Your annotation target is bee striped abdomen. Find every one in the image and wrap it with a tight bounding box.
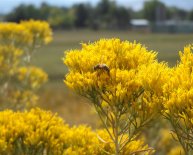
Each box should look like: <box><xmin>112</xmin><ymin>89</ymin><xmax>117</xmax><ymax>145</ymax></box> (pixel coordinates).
<box><xmin>94</xmin><ymin>64</ymin><xmax>110</xmax><ymax>75</ymax></box>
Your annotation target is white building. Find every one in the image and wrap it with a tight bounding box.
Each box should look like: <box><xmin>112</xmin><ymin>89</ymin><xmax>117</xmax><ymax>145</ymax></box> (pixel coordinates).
<box><xmin>130</xmin><ymin>19</ymin><xmax>150</xmax><ymax>32</ymax></box>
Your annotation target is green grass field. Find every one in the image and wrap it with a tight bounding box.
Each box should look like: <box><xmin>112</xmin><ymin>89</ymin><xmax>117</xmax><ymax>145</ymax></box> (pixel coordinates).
<box><xmin>32</xmin><ymin>30</ymin><xmax>193</xmax><ymax>126</ymax></box>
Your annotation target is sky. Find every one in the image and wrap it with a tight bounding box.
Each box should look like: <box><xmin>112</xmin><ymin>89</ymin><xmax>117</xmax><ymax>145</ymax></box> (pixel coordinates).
<box><xmin>0</xmin><ymin>0</ymin><xmax>193</xmax><ymax>14</ymax></box>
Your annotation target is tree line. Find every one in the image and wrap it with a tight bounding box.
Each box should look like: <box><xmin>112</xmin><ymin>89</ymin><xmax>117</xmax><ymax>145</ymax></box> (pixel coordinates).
<box><xmin>3</xmin><ymin>0</ymin><xmax>193</xmax><ymax>30</ymax></box>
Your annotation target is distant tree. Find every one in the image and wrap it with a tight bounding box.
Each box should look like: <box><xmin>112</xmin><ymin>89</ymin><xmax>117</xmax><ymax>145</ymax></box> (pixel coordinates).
<box><xmin>5</xmin><ymin>4</ymin><xmax>41</xmax><ymax>22</ymax></box>
<box><xmin>74</xmin><ymin>4</ymin><xmax>89</xmax><ymax>28</ymax></box>
<box><xmin>114</xmin><ymin>7</ymin><xmax>130</xmax><ymax>29</ymax></box>
<box><xmin>189</xmin><ymin>10</ymin><xmax>193</xmax><ymax>21</ymax></box>
<box><xmin>131</xmin><ymin>9</ymin><xmax>143</xmax><ymax>19</ymax></box>
<box><xmin>143</xmin><ymin>0</ymin><xmax>166</xmax><ymax>22</ymax></box>
<box><xmin>39</xmin><ymin>2</ymin><xmax>51</xmax><ymax>20</ymax></box>
<box><xmin>4</xmin><ymin>2</ymin><xmax>75</xmax><ymax>29</ymax></box>
<box><xmin>96</xmin><ymin>0</ymin><xmax>116</xmax><ymax>28</ymax></box>
<box><xmin>97</xmin><ymin>0</ymin><xmax>113</xmax><ymax>15</ymax></box>
<box><xmin>91</xmin><ymin>0</ymin><xmax>131</xmax><ymax>29</ymax></box>
<box><xmin>177</xmin><ymin>9</ymin><xmax>188</xmax><ymax>20</ymax></box>
<box><xmin>167</xmin><ymin>7</ymin><xmax>188</xmax><ymax>20</ymax></box>
<box><xmin>48</xmin><ymin>7</ymin><xmax>74</xmax><ymax>29</ymax></box>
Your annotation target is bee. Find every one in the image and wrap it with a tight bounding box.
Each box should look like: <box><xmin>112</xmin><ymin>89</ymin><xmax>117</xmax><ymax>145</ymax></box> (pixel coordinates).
<box><xmin>94</xmin><ymin>64</ymin><xmax>110</xmax><ymax>76</ymax></box>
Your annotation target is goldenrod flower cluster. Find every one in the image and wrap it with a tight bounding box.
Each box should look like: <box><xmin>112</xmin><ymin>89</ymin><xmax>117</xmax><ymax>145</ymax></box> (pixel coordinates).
<box><xmin>163</xmin><ymin>45</ymin><xmax>193</xmax><ymax>154</ymax></box>
<box><xmin>64</xmin><ymin>38</ymin><xmax>168</xmax><ymax>154</ymax></box>
<box><xmin>0</xmin><ymin>45</ymin><xmax>22</xmax><ymax>77</ymax></box>
<box><xmin>9</xmin><ymin>90</ymin><xmax>39</xmax><ymax>109</ymax></box>
<box><xmin>0</xmin><ymin>22</ymin><xmax>31</xmax><ymax>46</ymax></box>
<box><xmin>21</xmin><ymin>20</ymin><xmax>52</xmax><ymax>45</ymax></box>
<box><xmin>0</xmin><ymin>20</ymin><xmax>52</xmax><ymax>47</ymax></box>
<box><xmin>17</xmin><ymin>66</ymin><xmax>48</xmax><ymax>89</ymax></box>
<box><xmin>0</xmin><ymin>108</ymin><xmax>151</xmax><ymax>155</ymax></box>
<box><xmin>0</xmin><ymin>108</ymin><xmax>68</xmax><ymax>155</ymax></box>
<box><xmin>64</xmin><ymin>39</ymin><xmax>167</xmax><ymax>107</ymax></box>
<box><xmin>0</xmin><ymin>20</ymin><xmax>52</xmax><ymax>109</ymax></box>
<box><xmin>163</xmin><ymin>45</ymin><xmax>193</xmax><ymax>115</ymax></box>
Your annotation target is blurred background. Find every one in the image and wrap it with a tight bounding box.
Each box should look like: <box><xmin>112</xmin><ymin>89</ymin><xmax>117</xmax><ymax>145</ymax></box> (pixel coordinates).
<box><xmin>0</xmin><ymin>0</ymin><xmax>193</xmax><ymax>128</ymax></box>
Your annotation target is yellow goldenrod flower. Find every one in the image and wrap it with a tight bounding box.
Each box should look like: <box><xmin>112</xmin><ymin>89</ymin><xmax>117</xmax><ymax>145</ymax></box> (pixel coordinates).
<box><xmin>163</xmin><ymin>44</ymin><xmax>193</xmax><ymax>154</ymax></box>
<box><xmin>21</xmin><ymin>19</ymin><xmax>52</xmax><ymax>45</ymax></box>
<box><xmin>0</xmin><ymin>20</ymin><xmax>52</xmax><ymax>110</ymax></box>
<box><xmin>0</xmin><ymin>108</ymin><xmax>152</xmax><ymax>155</ymax></box>
<box><xmin>0</xmin><ymin>22</ymin><xmax>32</xmax><ymax>46</ymax></box>
<box><xmin>10</xmin><ymin>90</ymin><xmax>39</xmax><ymax>108</ymax></box>
<box><xmin>17</xmin><ymin>66</ymin><xmax>48</xmax><ymax>89</ymax></box>
<box><xmin>0</xmin><ymin>45</ymin><xmax>23</xmax><ymax>76</ymax></box>
<box><xmin>64</xmin><ymin>38</ymin><xmax>168</xmax><ymax>154</ymax></box>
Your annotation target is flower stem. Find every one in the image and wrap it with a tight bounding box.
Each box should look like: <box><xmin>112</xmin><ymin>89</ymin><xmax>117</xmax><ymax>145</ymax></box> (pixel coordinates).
<box><xmin>114</xmin><ymin>112</ymin><xmax>120</xmax><ymax>155</ymax></box>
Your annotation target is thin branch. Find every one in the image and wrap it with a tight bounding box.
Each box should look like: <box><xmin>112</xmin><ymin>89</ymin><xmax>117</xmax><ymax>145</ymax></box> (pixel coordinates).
<box><xmin>129</xmin><ymin>147</ymin><xmax>155</xmax><ymax>155</ymax></box>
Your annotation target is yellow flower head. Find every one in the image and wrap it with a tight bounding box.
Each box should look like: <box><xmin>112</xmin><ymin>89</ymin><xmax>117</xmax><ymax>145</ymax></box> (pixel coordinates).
<box><xmin>163</xmin><ymin>45</ymin><xmax>193</xmax><ymax>149</ymax></box>
<box><xmin>0</xmin><ymin>22</ymin><xmax>32</xmax><ymax>46</ymax></box>
<box><xmin>64</xmin><ymin>38</ymin><xmax>168</xmax><ymax>111</ymax></box>
<box><xmin>164</xmin><ymin>45</ymin><xmax>193</xmax><ymax>116</ymax></box>
<box><xmin>0</xmin><ymin>20</ymin><xmax>51</xmax><ymax>110</ymax></box>
<box><xmin>0</xmin><ymin>108</ymin><xmax>69</xmax><ymax>154</ymax></box>
<box><xmin>65</xmin><ymin>39</ymin><xmax>157</xmax><ymax>72</ymax></box>
<box><xmin>17</xmin><ymin>66</ymin><xmax>48</xmax><ymax>89</ymax></box>
<box><xmin>0</xmin><ymin>108</ymin><xmax>154</xmax><ymax>154</ymax></box>
<box><xmin>64</xmin><ymin>39</ymin><xmax>169</xmax><ymax>154</ymax></box>
<box><xmin>10</xmin><ymin>90</ymin><xmax>39</xmax><ymax>108</ymax></box>
<box><xmin>21</xmin><ymin>19</ymin><xmax>52</xmax><ymax>45</ymax></box>
<box><xmin>0</xmin><ymin>45</ymin><xmax>23</xmax><ymax>76</ymax></box>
